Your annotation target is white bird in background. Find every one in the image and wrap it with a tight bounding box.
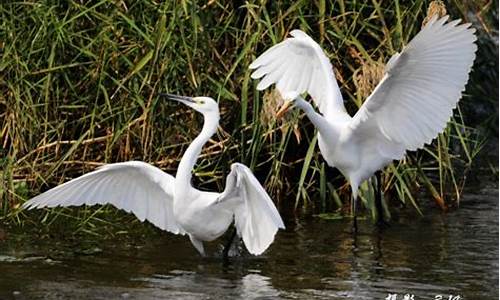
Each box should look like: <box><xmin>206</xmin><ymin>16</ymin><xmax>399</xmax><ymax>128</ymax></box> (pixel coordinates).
<box><xmin>23</xmin><ymin>94</ymin><xmax>285</xmax><ymax>257</ymax></box>
<box><xmin>250</xmin><ymin>15</ymin><xmax>476</xmax><ymax>224</ymax></box>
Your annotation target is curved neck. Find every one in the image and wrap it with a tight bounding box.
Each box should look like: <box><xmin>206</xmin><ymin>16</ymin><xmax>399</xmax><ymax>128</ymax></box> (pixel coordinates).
<box><xmin>295</xmin><ymin>97</ymin><xmax>333</xmax><ymax>134</ymax></box>
<box><xmin>175</xmin><ymin>110</ymin><xmax>219</xmax><ymax>195</ymax></box>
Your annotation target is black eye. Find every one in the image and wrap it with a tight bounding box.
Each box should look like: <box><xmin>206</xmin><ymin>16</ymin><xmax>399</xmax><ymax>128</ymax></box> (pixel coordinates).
<box><xmin>199</xmin><ymin>100</ymin><xmax>205</xmax><ymax>104</ymax></box>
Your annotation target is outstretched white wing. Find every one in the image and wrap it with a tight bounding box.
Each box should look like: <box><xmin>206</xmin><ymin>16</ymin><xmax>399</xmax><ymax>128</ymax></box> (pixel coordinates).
<box><xmin>349</xmin><ymin>16</ymin><xmax>476</xmax><ymax>164</ymax></box>
<box><xmin>250</xmin><ymin>29</ymin><xmax>346</xmax><ymax>117</ymax></box>
<box><xmin>23</xmin><ymin>161</ymin><xmax>185</xmax><ymax>234</ymax></box>
<box><xmin>217</xmin><ymin>163</ymin><xmax>284</xmax><ymax>255</ymax></box>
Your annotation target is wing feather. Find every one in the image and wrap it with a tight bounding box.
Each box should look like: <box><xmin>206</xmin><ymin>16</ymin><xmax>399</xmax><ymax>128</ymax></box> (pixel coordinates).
<box><xmin>23</xmin><ymin>161</ymin><xmax>184</xmax><ymax>234</ymax></box>
<box><xmin>349</xmin><ymin>15</ymin><xmax>476</xmax><ymax>163</ymax></box>
<box><xmin>250</xmin><ymin>29</ymin><xmax>346</xmax><ymax>117</ymax></box>
<box><xmin>217</xmin><ymin>163</ymin><xmax>284</xmax><ymax>255</ymax></box>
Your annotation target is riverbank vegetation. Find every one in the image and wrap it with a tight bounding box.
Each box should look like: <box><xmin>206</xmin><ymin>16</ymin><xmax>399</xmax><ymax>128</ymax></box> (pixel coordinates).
<box><xmin>1</xmin><ymin>1</ymin><xmax>498</xmax><ymax>229</ymax></box>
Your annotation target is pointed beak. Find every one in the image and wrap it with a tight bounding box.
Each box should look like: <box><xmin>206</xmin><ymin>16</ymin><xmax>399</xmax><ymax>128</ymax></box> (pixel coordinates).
<box><xmin>276</xmin><ymin>100</ymin><xmax>293</xmax><ymax>119</ymax></box>
<box><xmin>160</xmin><ymin>93</ymin><xmax>196</xmax><ymax>104</ymax></box>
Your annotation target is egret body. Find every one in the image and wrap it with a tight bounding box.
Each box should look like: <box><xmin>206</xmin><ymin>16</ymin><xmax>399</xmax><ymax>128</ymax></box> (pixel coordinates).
<box><xmin>23</xmin><ymin>94</ymin><xmax>285</xmax><ymax>256</ymax></box>
<box><xmin>250</xmin><ymin>16</ymin><xmax>477</xmax><ymax>217</ymax></box>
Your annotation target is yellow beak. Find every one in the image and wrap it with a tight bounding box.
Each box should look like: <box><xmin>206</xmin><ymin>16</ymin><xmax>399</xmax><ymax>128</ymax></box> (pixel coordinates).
<box><xmin>276</xmin><ymin>101</ymin><xmax>293</xmax><ymax>119</ymax></box>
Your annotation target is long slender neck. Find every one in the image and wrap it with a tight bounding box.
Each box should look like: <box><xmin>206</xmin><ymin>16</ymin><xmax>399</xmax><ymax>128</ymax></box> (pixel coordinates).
<box><xmin>295</xmin><ymin>97</ymin><xmax>337</xmax><ymax>136</ymax></box>
<box><xmin>175</xmin><ymin>110</ymin><xmax>219</xmax><ymax>195</ymax></box>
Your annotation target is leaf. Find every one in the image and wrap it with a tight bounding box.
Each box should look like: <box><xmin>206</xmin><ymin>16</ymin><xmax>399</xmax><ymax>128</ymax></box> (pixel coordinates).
<box><xmin>295</xmin><ymin>133</ymin><xmax>318</xmax><ymax>209</ymax></box>
<box><xmin>316</xmin><ymin>212</ymin><xmax>343</xmax><ymax>220</ymax></box>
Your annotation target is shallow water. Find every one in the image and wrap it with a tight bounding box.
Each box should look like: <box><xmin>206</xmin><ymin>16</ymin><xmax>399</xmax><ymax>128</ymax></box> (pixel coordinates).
<box><xmin>0</xmin><ymin>180</ymin><xmax>498</xmax><ymax>300</ymax></box>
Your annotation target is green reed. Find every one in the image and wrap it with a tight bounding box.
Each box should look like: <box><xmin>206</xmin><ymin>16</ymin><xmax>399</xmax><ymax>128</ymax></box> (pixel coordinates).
<box><xmin>0</xmin><ymin>0</ymin><xmax>497</xmax><ymax>230</ymax></box>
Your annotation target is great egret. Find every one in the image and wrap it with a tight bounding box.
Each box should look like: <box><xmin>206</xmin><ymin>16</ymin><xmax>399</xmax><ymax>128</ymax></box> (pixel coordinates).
<box><xmin>250</xmin><ymin>15</ymin><xmax>477</xmax><ymax>225</ymax></box>
<box><xmin>23</xmin><ymin>94</ymin><xmax>285</xmax><ymax>257</ymax></box>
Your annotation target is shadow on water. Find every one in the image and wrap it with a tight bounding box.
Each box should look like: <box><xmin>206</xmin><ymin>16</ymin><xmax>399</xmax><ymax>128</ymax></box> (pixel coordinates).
<box><xmin>0</xmin><ymin>176</ymin><xmax>498</xmax><ymax>299</ymax></box>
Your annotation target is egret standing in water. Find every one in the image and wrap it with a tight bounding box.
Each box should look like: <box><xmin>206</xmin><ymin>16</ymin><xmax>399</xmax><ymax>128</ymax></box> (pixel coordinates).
<box><xmin>250</xmin><ymin>16</ymin><xmax>476</xmax><ymax>226</ymax></box>
<box><xmin>23</xmin><ymin>94</ymin><xmax>285</xmax><ymax>257</ymax></box>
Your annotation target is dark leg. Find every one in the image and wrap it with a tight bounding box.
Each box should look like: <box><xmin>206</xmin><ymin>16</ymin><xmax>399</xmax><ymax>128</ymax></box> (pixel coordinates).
<box><xmin>375</xmin><ymin>171</ymin><xmax>390</xmax><ymax>228</ymax></box>
<box><xmin>353</xmin><ymin>214</ymin><xmax>358</xmax><ymax>233</ymax></box>
<box><xmin>222</xmin><ymin>226</ymin><xmax>237</xmax><ymax>261</ymax></box>
<box><xmin>352</xmin><ymin>193</ymin><xmax>358</xmax><ymax>234</ymax></box>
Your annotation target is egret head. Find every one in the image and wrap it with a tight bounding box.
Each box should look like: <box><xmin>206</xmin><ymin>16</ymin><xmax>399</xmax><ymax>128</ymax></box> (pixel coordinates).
<box><xmin>162</xmin><ymin>94</ymin><xmax>219</xmax><ymax>115</ymax></box>
<box><xmin>276</xmin><ymin>91</ymin><xmax>301</xmax><ymax>118</ymax></box>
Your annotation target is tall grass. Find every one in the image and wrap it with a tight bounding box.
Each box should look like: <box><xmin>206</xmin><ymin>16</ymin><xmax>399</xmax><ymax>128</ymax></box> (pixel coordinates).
<box><xmin>0</xmin><ymin>1</ymin><xmax>497</xmax><ymax>228</ymax></box>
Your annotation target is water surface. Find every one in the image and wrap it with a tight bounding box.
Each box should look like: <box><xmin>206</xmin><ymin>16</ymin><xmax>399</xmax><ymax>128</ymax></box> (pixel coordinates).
<box><xmin>0</xmin><ymin>179</ymin><xmax>497</xmax><ymax>299</ymax></box>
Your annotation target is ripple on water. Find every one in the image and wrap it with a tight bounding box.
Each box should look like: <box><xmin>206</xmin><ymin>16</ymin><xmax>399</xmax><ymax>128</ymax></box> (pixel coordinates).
<box><xmin>0</xmin><ymin>181</ymin><xmax>497</xmax><ymax>299</ymax></box>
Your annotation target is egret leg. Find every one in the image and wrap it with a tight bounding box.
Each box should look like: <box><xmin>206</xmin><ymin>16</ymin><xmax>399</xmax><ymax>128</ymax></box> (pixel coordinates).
<box><xmin>352</xmin><ymin>193</ymin><xmax>358</xmax><ymax>234</ymax></box>
<box><xmin>374</xmin><ymin>171</ymin><xmax>390</xmax><ymax>228</ymax></box>
<box><xmin>222</xmin><ymin>226</ymin><xmax>237</xmax><ymax>261</ymax></box>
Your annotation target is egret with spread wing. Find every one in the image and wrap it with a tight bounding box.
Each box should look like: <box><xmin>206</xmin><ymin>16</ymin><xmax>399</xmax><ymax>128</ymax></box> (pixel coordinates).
<box><xmin>23</xmin><ymin>94</ymin><xmax>284</xmax><ymax>257</ymax></box>
<box><xmin>250</xmin><ymin>16</ymin><xmax>476</xmax><ymax>225</ymax></box>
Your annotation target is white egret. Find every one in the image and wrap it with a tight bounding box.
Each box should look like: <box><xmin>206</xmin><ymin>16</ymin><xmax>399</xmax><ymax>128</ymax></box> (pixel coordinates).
<box><xmin>250</xmin><ymin>15</ymin><xmax>477</xmax><ymax>225</ymax></box>
<box><xmin>23</xmin><ymin>94</ymin><xmax>285</xmax><ymax>257</ymax></box>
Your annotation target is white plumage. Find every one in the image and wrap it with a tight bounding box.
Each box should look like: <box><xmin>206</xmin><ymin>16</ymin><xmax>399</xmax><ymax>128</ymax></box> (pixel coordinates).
<box><xmin>250</xmin><ymin>15</ymin><xmax>477</xmax><ymax>199</ymax></box>
<box><xmin>250</xmin><ymin>29</ymin><xmax>346</xmax><ymax>118</ymax></box>
<box><xmin>23</xmin><ymin>95</ymin><xmax>284</xmax><ymax>256</ymax></box>
<box><xmin>23</xmin><ymin>162</ymin><xmax>183</xmax><ymax>234</ymax></box>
